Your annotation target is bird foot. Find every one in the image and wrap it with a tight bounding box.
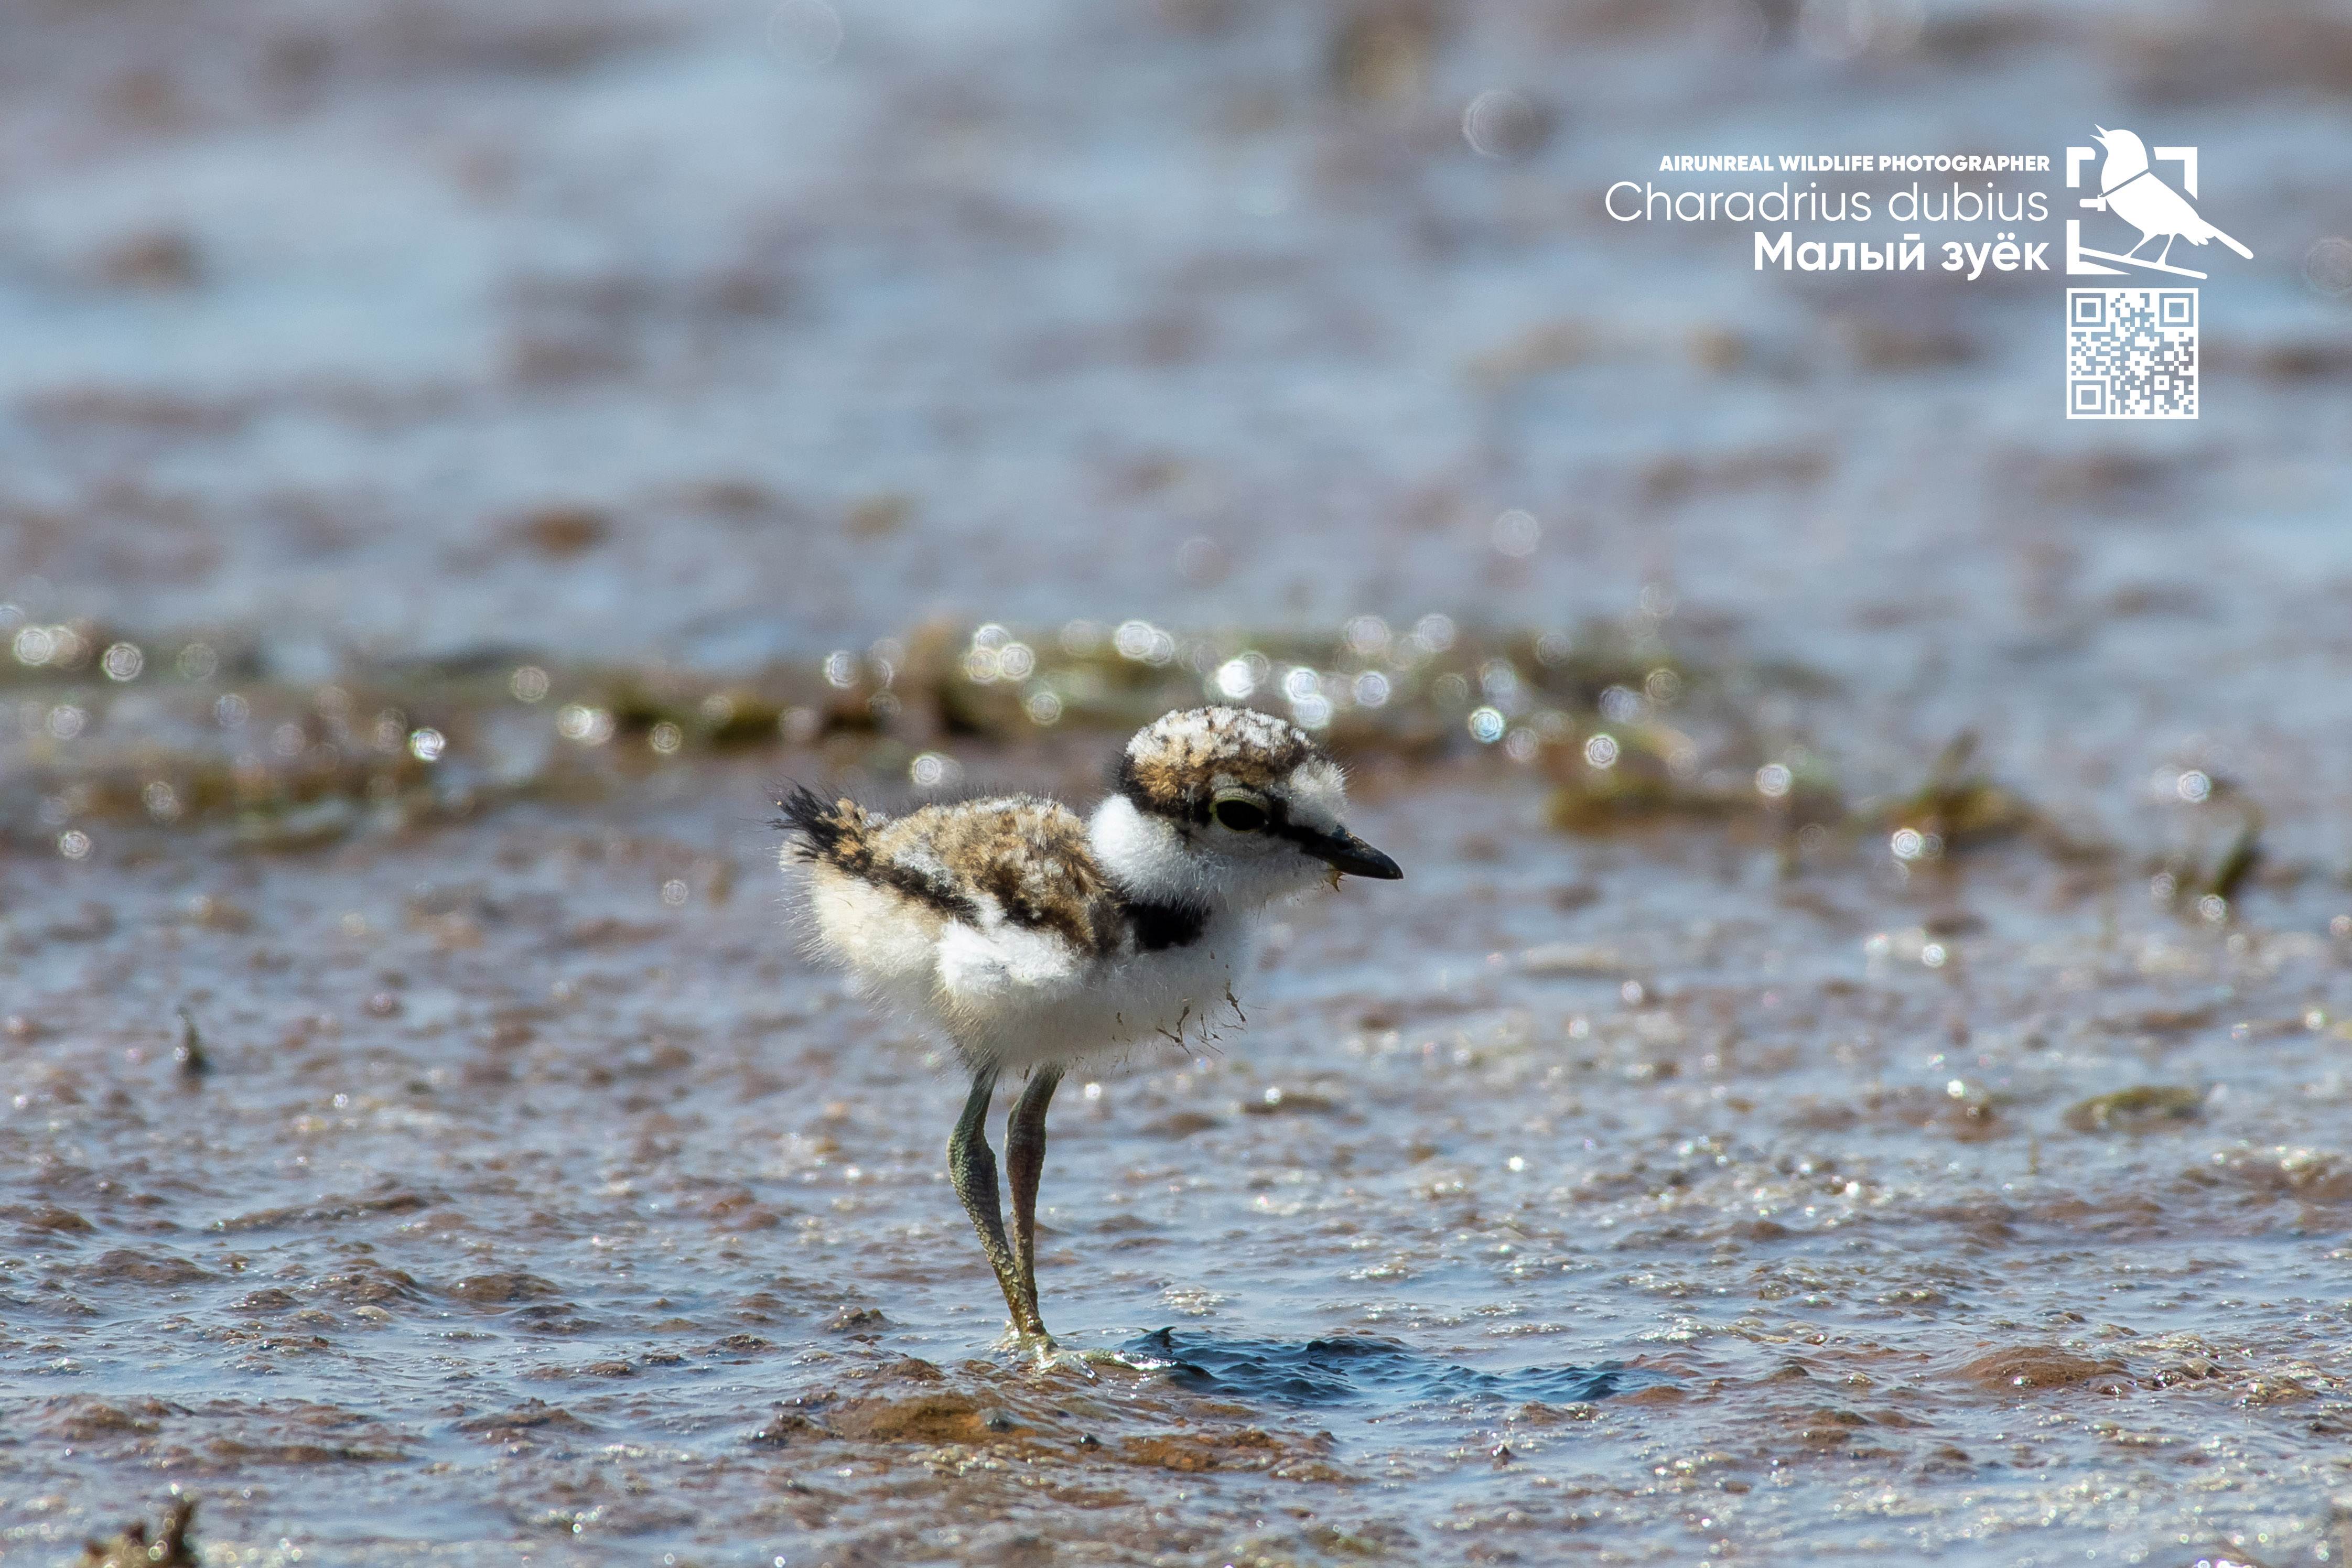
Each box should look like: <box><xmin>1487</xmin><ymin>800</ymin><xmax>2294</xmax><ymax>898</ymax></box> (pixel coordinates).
<box><xmin>1031</xmin><ymin>1340</ymin><xmax>1119</xmax><ymax>1379</ymax></box>
<box><xmin>994</xmin><ymin>1324</ymin><xmax>1061</xmax><ymax>1361</ymax></box>
<box><xmin>995</xmin><ymin>1328</ymin><xmax>1125</xmax><ymax>1377</ymax></box>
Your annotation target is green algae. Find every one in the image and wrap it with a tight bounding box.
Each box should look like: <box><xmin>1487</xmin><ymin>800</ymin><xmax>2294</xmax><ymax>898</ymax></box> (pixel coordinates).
<box><xmin>77</xmin><ymin>1496</ymin><xmax>200</xmax><ymax>1567</ymax></box>
<box><xmin>0</xmin><ymin>614</ymin><xmax>1797</xmax><ymax>849</ymax></box>
<box><xmin>0</xmin><ymin>616</ymin><xmax>2272</xmax><ymax>918</ymax></box>
<box><xmin>1867</xmin><ymin>731</ymin><xmax>2038</xmax><ymax>854</ymax></box>
<box><xmin>2062</xmin><ymin>1086</ymin><xmax>2206</xmax><ymax>1134</ymax></box>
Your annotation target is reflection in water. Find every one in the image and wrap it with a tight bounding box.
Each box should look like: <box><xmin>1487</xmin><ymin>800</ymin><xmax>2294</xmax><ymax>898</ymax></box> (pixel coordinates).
<box><xmin>1123</xmin><ymin>1327</ymin><xmax>1648</xmax><ymax>1408</ymax></box>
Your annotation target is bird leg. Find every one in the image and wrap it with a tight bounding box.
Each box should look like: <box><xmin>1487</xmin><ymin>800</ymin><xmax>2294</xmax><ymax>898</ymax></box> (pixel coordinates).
<box><xmin>2155</xmin><ymin>232</ymin><xmax>2177</xmax><ymax>268</ymax></box>
<box><xmin>947</xmin><ymin>1066</ymin><xmax>1034</xmax><ymax>1336</ymax></box>
<box><xmin>1004</xmin><ymin>1067</ymin><xmax>1062</xmax><ymax>1337</ymax></box>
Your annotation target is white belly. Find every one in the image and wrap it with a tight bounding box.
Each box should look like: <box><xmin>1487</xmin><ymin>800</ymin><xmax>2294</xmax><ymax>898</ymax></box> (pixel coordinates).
<box><xmin>951</xmin><ymin>932</ymin><xmax>1252</xmax><ymax>1072</ymax></box>
<box><xmin>803</xmin><ymin>862</ymin><xmax>1256</xmax><ymax>1073</ymax></box>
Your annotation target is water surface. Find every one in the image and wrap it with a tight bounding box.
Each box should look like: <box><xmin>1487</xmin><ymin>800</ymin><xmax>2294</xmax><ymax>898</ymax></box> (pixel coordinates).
<box><xmin>7</xmin><ymin>0</ymin><xmax>2352</xmax><ymax>1562</ymax></box>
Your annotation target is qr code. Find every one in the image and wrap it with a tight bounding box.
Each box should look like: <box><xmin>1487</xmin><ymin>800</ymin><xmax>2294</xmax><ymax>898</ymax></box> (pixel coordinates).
<box><xmin>2066</xmin><ymin>288</ymin><xmax>2196</xmax><ymax>419</ymax></box>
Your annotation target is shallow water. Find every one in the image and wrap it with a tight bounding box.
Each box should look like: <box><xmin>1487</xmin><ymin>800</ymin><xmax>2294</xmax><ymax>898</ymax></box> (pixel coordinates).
<box><xmin>9</xmin><ymin>0</ymin><xmax>2352</xmax><ymax>1562</ymax></box>
<box><xmin>6</xmin><ymin>0</ymin><xmax>2352</xmax><ymax>786</ymax></box>
<box><xmin>9</xmin><ymin>757</ymin><xmax>2352</xmax><ymax>1564</ymax></box>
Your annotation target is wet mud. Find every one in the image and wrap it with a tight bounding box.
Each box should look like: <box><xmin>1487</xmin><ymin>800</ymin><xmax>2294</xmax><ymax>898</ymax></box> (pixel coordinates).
<box><xmin>9</xmin><ymin>756</ymin><xmax>2352</xmax><ymax>1563</ymax></box>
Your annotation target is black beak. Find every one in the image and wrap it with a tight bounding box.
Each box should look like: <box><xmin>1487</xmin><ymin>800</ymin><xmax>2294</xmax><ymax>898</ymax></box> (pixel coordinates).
<box><xmin>1296</xmin><ymin>826</ymin><xmax>1404</xmax><ymax>880</ymax></box>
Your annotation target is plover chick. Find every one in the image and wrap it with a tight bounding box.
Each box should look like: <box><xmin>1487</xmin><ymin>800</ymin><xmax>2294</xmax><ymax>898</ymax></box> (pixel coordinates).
<box><xmin>779</xmin><ymin>705</ymin><xmax>1402</xmax><ymax>1344</ymax></box>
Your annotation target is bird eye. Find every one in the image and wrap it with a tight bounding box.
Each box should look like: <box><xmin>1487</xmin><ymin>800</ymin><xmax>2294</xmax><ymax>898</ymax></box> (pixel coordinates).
<box><xmin>1212</xmin><ymin>796</ymin><xmax>1268</xmax><ymax>832</ymax></box>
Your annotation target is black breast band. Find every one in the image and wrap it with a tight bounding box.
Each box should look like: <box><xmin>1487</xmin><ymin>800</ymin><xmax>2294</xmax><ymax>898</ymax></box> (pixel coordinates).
<box><xmin>1125</xmin><ymin>897</ymin><xmax>1209</xmax><ymax>952</ymax></box>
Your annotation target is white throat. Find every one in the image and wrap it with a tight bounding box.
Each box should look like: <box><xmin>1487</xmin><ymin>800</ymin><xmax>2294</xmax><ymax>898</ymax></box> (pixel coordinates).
<box><xmin>1087</xmin><ymin>794</ymin><xmax>1325</xmax><ymax>914</ymax></box>
<box><xmin>1089</xmin><ymin>794</ymin><xmax>1217</xmax><ymax>908</ymax></box>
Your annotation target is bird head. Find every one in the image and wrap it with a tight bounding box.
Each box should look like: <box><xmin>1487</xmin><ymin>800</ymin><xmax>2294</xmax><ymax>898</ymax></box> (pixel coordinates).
<box><xmin>1093</xmin><ymin>706</ymin><xmax>1401</xmax><ymax>909</ymax></box>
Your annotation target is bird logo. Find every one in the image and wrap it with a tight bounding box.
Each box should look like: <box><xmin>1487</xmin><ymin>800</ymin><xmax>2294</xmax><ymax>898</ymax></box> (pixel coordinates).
<box><xmin>2067</xmin><ymin>127</ymin><xmax>2251</xmax><ymax>279</ymax></box>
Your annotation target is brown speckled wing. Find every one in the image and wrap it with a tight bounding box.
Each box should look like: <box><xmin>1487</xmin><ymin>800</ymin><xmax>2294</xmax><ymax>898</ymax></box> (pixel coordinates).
<box><xmin>875</xmin><ymin>798</ymin><xmax>1127</xmax><ymax>960</ymax></box>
